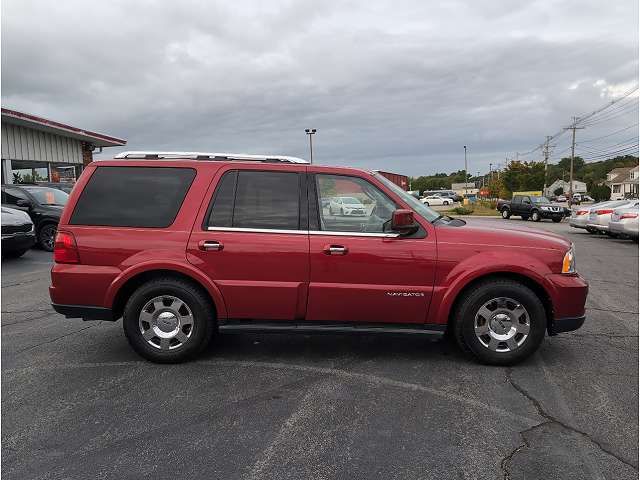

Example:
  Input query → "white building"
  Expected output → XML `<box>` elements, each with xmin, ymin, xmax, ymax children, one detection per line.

<box><xmin>606</xmin><ymin>166</ymin><xmax>639</xmax><ymax>200</ymax></box>
<box><xmin>1</xmin><ymin>108</ymin><xmax>126</xmax><ymax>185</ymax></box>
<box><xmin>451</xmin><ymin>182</ymin><xmax>478</xmax><ymax>196</ymax></box>
<box><xmin>544</xmin><ymin>179</ymin><xmax>587</xmax><ymax>197</ymax></box>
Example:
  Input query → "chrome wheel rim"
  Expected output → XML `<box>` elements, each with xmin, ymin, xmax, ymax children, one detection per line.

<box><xmin>502</xmin><ymin>210</ymin><xmax>508</xmax><ymax>218</ymax></box>
<box><xmin>138</xmin><ymin>295</ymin><xmax>194</xmax><ymax>350</ymax></box>
<box><xmin>474</xmin><ymin>297</ymin><xmax>530</xmax><ymax>352</ymax></box>
<box><xmin>42</xmin><ymin>226</ymin><xmax>56</xmax><ymax>250</ymax></box>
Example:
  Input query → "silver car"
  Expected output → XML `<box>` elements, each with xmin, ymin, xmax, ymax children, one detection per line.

<box><xmin>569</xmin><ymin>201</ymin><xmax>616</xmax><ymax>232</ymax></box>
<box><xmin>586</xmin><ymin>200</ymin><xmax>637</xmax><ymax>233</ymax></box>
<box><xmin>609</xmin><ymin>204</ymin><xmax>639</xmax><ymax>240</ymax></box>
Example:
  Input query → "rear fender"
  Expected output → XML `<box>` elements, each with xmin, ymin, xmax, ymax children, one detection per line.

<box><xmin>104</xmin><ymin>260</ymin><xmax>228</xmax><ymax>318</ymax></box>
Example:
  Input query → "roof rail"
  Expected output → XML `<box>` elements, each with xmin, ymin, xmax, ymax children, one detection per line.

<box><xmin>113</xmin><ymin>151</ymin><xmax>309</xmax><ymax>164</ymax></box>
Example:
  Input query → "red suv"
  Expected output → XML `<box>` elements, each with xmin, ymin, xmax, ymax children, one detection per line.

<box><xmin>49</xmin><ymin>152</ymin><xmax>588</xmax><ymax>365</ymax></box>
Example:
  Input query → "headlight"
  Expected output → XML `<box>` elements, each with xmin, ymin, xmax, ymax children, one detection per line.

<box><xmin>562</xmin><ymin>245</ymin><xmax>576</xmax><ymax>274</ymax></box>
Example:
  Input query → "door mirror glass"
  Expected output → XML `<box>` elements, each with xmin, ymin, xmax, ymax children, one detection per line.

<box><xmin>391</xmin><ymin>209</ymin><xmax>418</xmax><ymax>234</ymax></box>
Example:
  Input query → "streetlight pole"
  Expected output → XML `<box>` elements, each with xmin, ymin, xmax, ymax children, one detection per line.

<box><xmin>463</xmin><ymin>145</ymin><xmax>468</xmax><ymax>197</ymax></box>
<box><xmin>305</xmin><ymin>128</ymin><xmax>316</xmax><ymax>164</ymax></box>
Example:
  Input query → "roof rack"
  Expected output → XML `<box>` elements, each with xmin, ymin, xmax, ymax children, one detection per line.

<box><xmin>113</xmin><ymin>151</ymin><xmax>309</xmax><ymax>164</ymax></box>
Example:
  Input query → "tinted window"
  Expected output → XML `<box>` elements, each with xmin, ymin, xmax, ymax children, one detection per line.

<box><xmin>22</xmin><ymin>187</ymin><xmax>68</xmax><ymax>206</ymax></box>
<box><xmin>70</xmin><ymin>167</ymin><xmax>196</xmax><ymax>227</ymax></box>
<box><xmin>207</xmin><ymin>170</ymin><xmax>300</xmax><ymax>230</ymax></box>
<box><xmin>207</xmin><ymin>171</ymin><xmax>237</xmax><ymax>227</ymax></box>
<box><xmin>2</xmin><ymin>187</ymin><xmax>29</xmax><ymax>205</ymax></box>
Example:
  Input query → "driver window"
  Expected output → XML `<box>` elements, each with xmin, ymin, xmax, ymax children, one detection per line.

<box><xmin>316</xmin><ymin>174</ymin><xmax>396</xmax><ymax>233</ymax></box>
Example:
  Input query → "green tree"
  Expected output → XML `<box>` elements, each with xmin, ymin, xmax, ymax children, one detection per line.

<box><xmin>590</xmin><ymin>184</ymin><xmax>611</xmax><ymax>202</ymax></box>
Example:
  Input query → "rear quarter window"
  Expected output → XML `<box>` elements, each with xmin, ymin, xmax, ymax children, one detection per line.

<box><xmin>70</xmin><ymin>166</ymin><xmax>196</xmax><ymax>227</ymax></box>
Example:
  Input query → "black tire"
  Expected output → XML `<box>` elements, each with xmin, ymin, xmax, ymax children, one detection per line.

<box><xmin>37</xmin><ymin>223</ymin><xmax>57</xmax><ymax>252</ymax></box>
<box><xmin>2</xmin><ymin>248</ymin><xmax>28</xmax><ymax>259</ymax></box>
<box><xmin>340</xmin><ymin>207</ymin><xmax>344</xmax><ymax>216</ymax></box>
<box><xmin>123</xmin><ymin>277</ymin><xmax>216</xmax><ymax>363</ymax></box>
<box><xmin>586</xmin><ymin>227</ymin><xmax>597</xmax><ymax>234</ymax></box>
<box><xmin>531</xmin><ymin>211</ymin><xmax>541</xmax><ymax>222</ymax></box>
<box><xmin>552</xmin><ymin>217</ymin><xmax>562</xmax><ymax>223</ymax></box>
<box><xmin>424</xmin><ymin>202</ymin><xmax>430</xmax><ymax>207</ymax></box>
<box><xmin>443</xmin><ymin>200</ymin><xmax>449</xmax><ymax>205</ymax></box>
<box><xmin>520</xmin><ymin>215</ymin><xmax>529</xmax><ymax>221</ymax></box>
<box><xmin>452</xmin><ymin>279</ymin><xmax>546</xmax><ymax>365</ymax></box>
<box><xmin>501</xmin><ymin>208</ymin><xmax>511</xmax><ymax>219</ymax></box>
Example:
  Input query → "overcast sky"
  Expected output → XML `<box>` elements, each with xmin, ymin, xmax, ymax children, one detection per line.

<box><xmin>2</xmin><ymin>0</ymin><xmax>638</xmax><ymax>176</ymax></box>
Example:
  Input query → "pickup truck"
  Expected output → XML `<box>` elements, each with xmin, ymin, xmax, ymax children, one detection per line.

<box><xmin>497</xmin><ymin>195</ymin><xmax>569</xmax><ymax>222</ymax></box>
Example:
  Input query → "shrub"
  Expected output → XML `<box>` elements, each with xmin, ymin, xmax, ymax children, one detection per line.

<box><xmin>452</xmin><ymin>206</ymin><xmax>474</xmax><ymax>215</ymax></box>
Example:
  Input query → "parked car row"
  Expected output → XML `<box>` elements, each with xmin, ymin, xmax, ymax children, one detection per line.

<box><xmin>1</xmin><ymin>184</ymin><xmax>69</xmax><ymax>255</ymax></box>
<box><xmin>569</xmin><ymin>199</ymin><xmax>639</xmax><ymax>241</ymax></box>
<box><xmin>497</xmin><ymin>195</ymin><xmax>570</xmax><ymax>222</ymax></box>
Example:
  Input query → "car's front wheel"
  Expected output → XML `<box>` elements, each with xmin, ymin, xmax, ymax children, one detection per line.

<box><xmin>443</xmin><ymin>200</ymin><xmax>449</xmax><ymax>205</ymax></box>
<box><xmin>501</xmin><ymin>209</ymin><xmax>511</xmax><ymax>219</ymax></box>
<box><xmin>452</xmin><ymin>279</ymin><xmax>546</xmax><ymax>365</ymax></box>
<box><xmin>123</xmin><ymin>277</ymin><xmax>215</xmax><ymax>363</ymax></box>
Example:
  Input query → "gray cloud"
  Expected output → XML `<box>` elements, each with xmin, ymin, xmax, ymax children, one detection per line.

<box><xmin>2</xmin><ymin>0</ymin><xmax>638</xmax><ymax>175</ymax></box>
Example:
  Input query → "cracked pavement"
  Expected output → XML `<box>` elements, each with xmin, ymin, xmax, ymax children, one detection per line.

<box><xmin>2</xmin><ymin>220</ymin><xmax>638</xmax><ymax>480</ymax></box>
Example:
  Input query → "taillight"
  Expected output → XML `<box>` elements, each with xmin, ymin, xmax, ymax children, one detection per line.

<box><xmin>54</xmin><ymin>231</ymin><xmax>80</xmax><ymax>264</ymax></box>
<box><xmin>595</xmin><ymin>209</ymin><xmax>614</xmax><ymax>215</ymax></box>
<box><xmin>620</xmin><ymin>212</ymin><xmax>639</xmax><ymax>219</ymax></box>
<box><xmin>576</xmin><ymin>210</ymin><xmax>588</xmax><ymax>216</ymax></box>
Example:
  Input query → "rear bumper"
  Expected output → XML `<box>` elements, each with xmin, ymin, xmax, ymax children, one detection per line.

<box><xmin>587</xmin><ymin>223</ymin><xmax>608</xmax><ymax>231</ymax></box>
<box><xmin>609</xmin><ymin>221</ymin><xmax>638</xmax><ymax>237</ymax></box>
<box><xmin>52</xmin><ymin>303</ymin><xmax>115</xmax><ymax>321</ymax></box>
<box><xmin>549</xmin><ymin>315</ymin><xmax>585</xmax><ymax>335</ymax></box>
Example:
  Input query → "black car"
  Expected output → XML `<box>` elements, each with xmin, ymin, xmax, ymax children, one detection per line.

<box><xmin>1</xmin><ymin>185</ymin><xmax>69</xmax><ymax>251</ymax></box>
<box><xmin>497</xmin><ymin>195</ymin><xmax>570</xmax><ymax>222</ymax></box>
<box><xmin>1</xmin><ymin>206</ymin><xmax>35</xmax><ymax>258</ymax></box>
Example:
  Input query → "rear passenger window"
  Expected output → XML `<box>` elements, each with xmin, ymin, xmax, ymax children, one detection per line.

<box><xmin>207</xmin><ymin>170</ymin><xmax>300</xmax><ymax>230</ymax></box>
<box><xmin>70</xmin><ymin>167</ymin><xmax>196</xmax><ymax>227</ymax></box>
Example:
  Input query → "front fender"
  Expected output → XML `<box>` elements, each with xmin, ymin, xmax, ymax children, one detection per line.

<box><xmin>104</xmin><ymin>260</ymin><xmax>228</xmax><ymax>319</ymax></box>
<box><xmin>428</xmin><ymin>250</ymin><xmax>555</xmax><ymax>325</ymax></box>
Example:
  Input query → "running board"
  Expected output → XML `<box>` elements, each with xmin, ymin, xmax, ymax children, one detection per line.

<box><xmin>218</xmin><ymin>321</ymin><xmax>446</xmax><ymax>336</ymax></box>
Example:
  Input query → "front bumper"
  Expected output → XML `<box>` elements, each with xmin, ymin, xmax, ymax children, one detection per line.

<box><xmin>545</xmin><ymin>273</ymin><xmax>588</xmax><ymax>335</ymax></box>
<box><xmin>2</xmin><ymin>233</ymin><xmax>36</xmax><ymax>252</ymax></box>
<box><xmin>549</xmin><ymin>315</ymin><xmax>586</xmax><ymax>335</ymax></box>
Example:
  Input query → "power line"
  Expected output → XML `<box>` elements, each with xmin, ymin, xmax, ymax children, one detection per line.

<box><xmin>578</xmin><ymin>123</ymin><xmax>639</xmax><ymax>143</ymax></box>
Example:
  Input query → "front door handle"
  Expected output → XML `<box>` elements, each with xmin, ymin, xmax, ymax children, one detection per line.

<box><xmin>323</xmin><ymin>244</ymin><xmax>348</xmax><ymax>255</ymax></box>
<box><xmin>199</xmin><ymin>240</ymin><xmax>223</xmax><ymax>251</ymax></box>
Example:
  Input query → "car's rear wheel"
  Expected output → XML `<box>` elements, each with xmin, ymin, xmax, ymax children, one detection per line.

<box><xmin>452</xmin><ymin>279</ymin><xmax>546</xmax><ymax>365</ymax></box>
<box><xmin>424</xmin><ymin>202</ymin><xmax>430</xmax><ymax>206</ymax></box>
<box><xmin>501</xmin><ymin>209</ymin><xmax>511</xmax><ymax>219</ymax></box>
<box><xmin>38</xmin><ymin>223</ymin><xmax>57</xmax><ymax>252</ymax></box>
<box><xmin>586</xmin><ymin>227</ymin><xmax>597</xmax><ymax>233</ymax></box>
<box><xmin>123</xmin><ymin>278</ymin><xmax>215</xmax><ymax>363</ymax></box>
<box><xmin>531</xmin><ymin>211</ymin><xmax>541</xmax><ymax>222</ymax></box>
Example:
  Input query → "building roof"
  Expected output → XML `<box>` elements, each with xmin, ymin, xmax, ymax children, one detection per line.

<box><xmin>1</xmin><ymin>107</ymin><xmax>126</xmax><ymax>147</ymax></box>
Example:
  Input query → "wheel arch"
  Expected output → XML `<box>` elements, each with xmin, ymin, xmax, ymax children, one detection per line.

<box><xmin>108</xmin><ymin>264</ymin><xmax>227</xmax><ymax>321</ymax></box>
<box><xmin>442</xmin><ymin>271</ymin><xmax>553</xmax><ymax>333</ymax></box>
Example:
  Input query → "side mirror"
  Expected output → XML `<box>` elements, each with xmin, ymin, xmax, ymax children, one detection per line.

<box><xmin>16</xmin><ymin>199</ymin><xmax>32</xmax><ymax>208</ymax></box>
<box><xmin>391</xmin><ymin>209</ymin><xmax>419</xmax><ymax>235</ymax></box>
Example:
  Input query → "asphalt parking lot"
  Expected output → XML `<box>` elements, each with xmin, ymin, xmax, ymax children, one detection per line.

<box><xmin>2</xmin><ymin>219</ymin><xmax>638</xmax><ymax>480</ymax></box>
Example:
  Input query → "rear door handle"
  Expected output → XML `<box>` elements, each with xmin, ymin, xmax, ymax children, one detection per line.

<box><xmin>323</xmin><ymin>244</ymin><xmax>348</xmax><ymax>255</ymax></box>
<box><xmin>199</xmin><ymin>240</ymin><xmax>223</xmax><ymax>251</ymax></box>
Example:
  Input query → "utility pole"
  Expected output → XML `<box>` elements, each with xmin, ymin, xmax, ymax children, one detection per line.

<box><xmin>305</xmin><ymin>128</ymin><xmax>316</xmax><ymax>164</ymax></box>
<box><xmin>463</xmin><ymin>145</ymin><xmax>468</xmax><ymax>196</ymax></box>
<box><xmin>542</xmin><ymin>135</ymin><xmax>552</xmax><ymax>194</ymax></box>
<box><xmin>564</xmin><ymin>117</ymin><xmax>584</xmax><ymax>201</ymax></box>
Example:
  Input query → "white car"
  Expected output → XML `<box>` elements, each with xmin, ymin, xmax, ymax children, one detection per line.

<box><xmin>328</xmin><ymin>196</ymin><xmax>367</xmax><ymax>216</ymax></box>
<box><xmin>609</xmin><ymin>204</ymin><xmax>639</xmax><ymax>240</ymax></box>
<box><xmin>556</xmin><ymin>195</ymin><xmax>567</xmax><ymax>202</ymax></box>
<box><xmin>421</xmin><ymin>195</ymin><xmax>453</xmax><ymax>206</ymax></box>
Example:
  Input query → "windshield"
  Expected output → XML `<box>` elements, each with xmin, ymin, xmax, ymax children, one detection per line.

<box><xmin>23</xmin><ymin>187</ymin><xmax>69</xmax><ymax>206</ymax></box>
<box><xmin>374</xmin><ymin>173</ymin><xmax>440</xmax><ymax>222</ymax></box>
<box><xmin>341</xmin><ymin>197</ymin><xmax>362</xmax><ymax>205</ymax></box>
<box><xmin>531</xmin><ymin>196</ymin><xmax>551</xmax><ymax>203</ymax></box>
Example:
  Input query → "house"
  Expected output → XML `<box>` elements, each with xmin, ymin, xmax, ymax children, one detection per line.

<box><xmin>544</xmin><ymin>179</ymin><xmax>587</xmax><ymax>198</ymax></box>
<box><xmin>605</xmin><ymin>166</ymin><xmax>639</xmax><ymax>200</ymax></box>
<box><xmin>451</xmin><ymin>182</ymin><xmax>478</xmax><ymax>197</ymax></box>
